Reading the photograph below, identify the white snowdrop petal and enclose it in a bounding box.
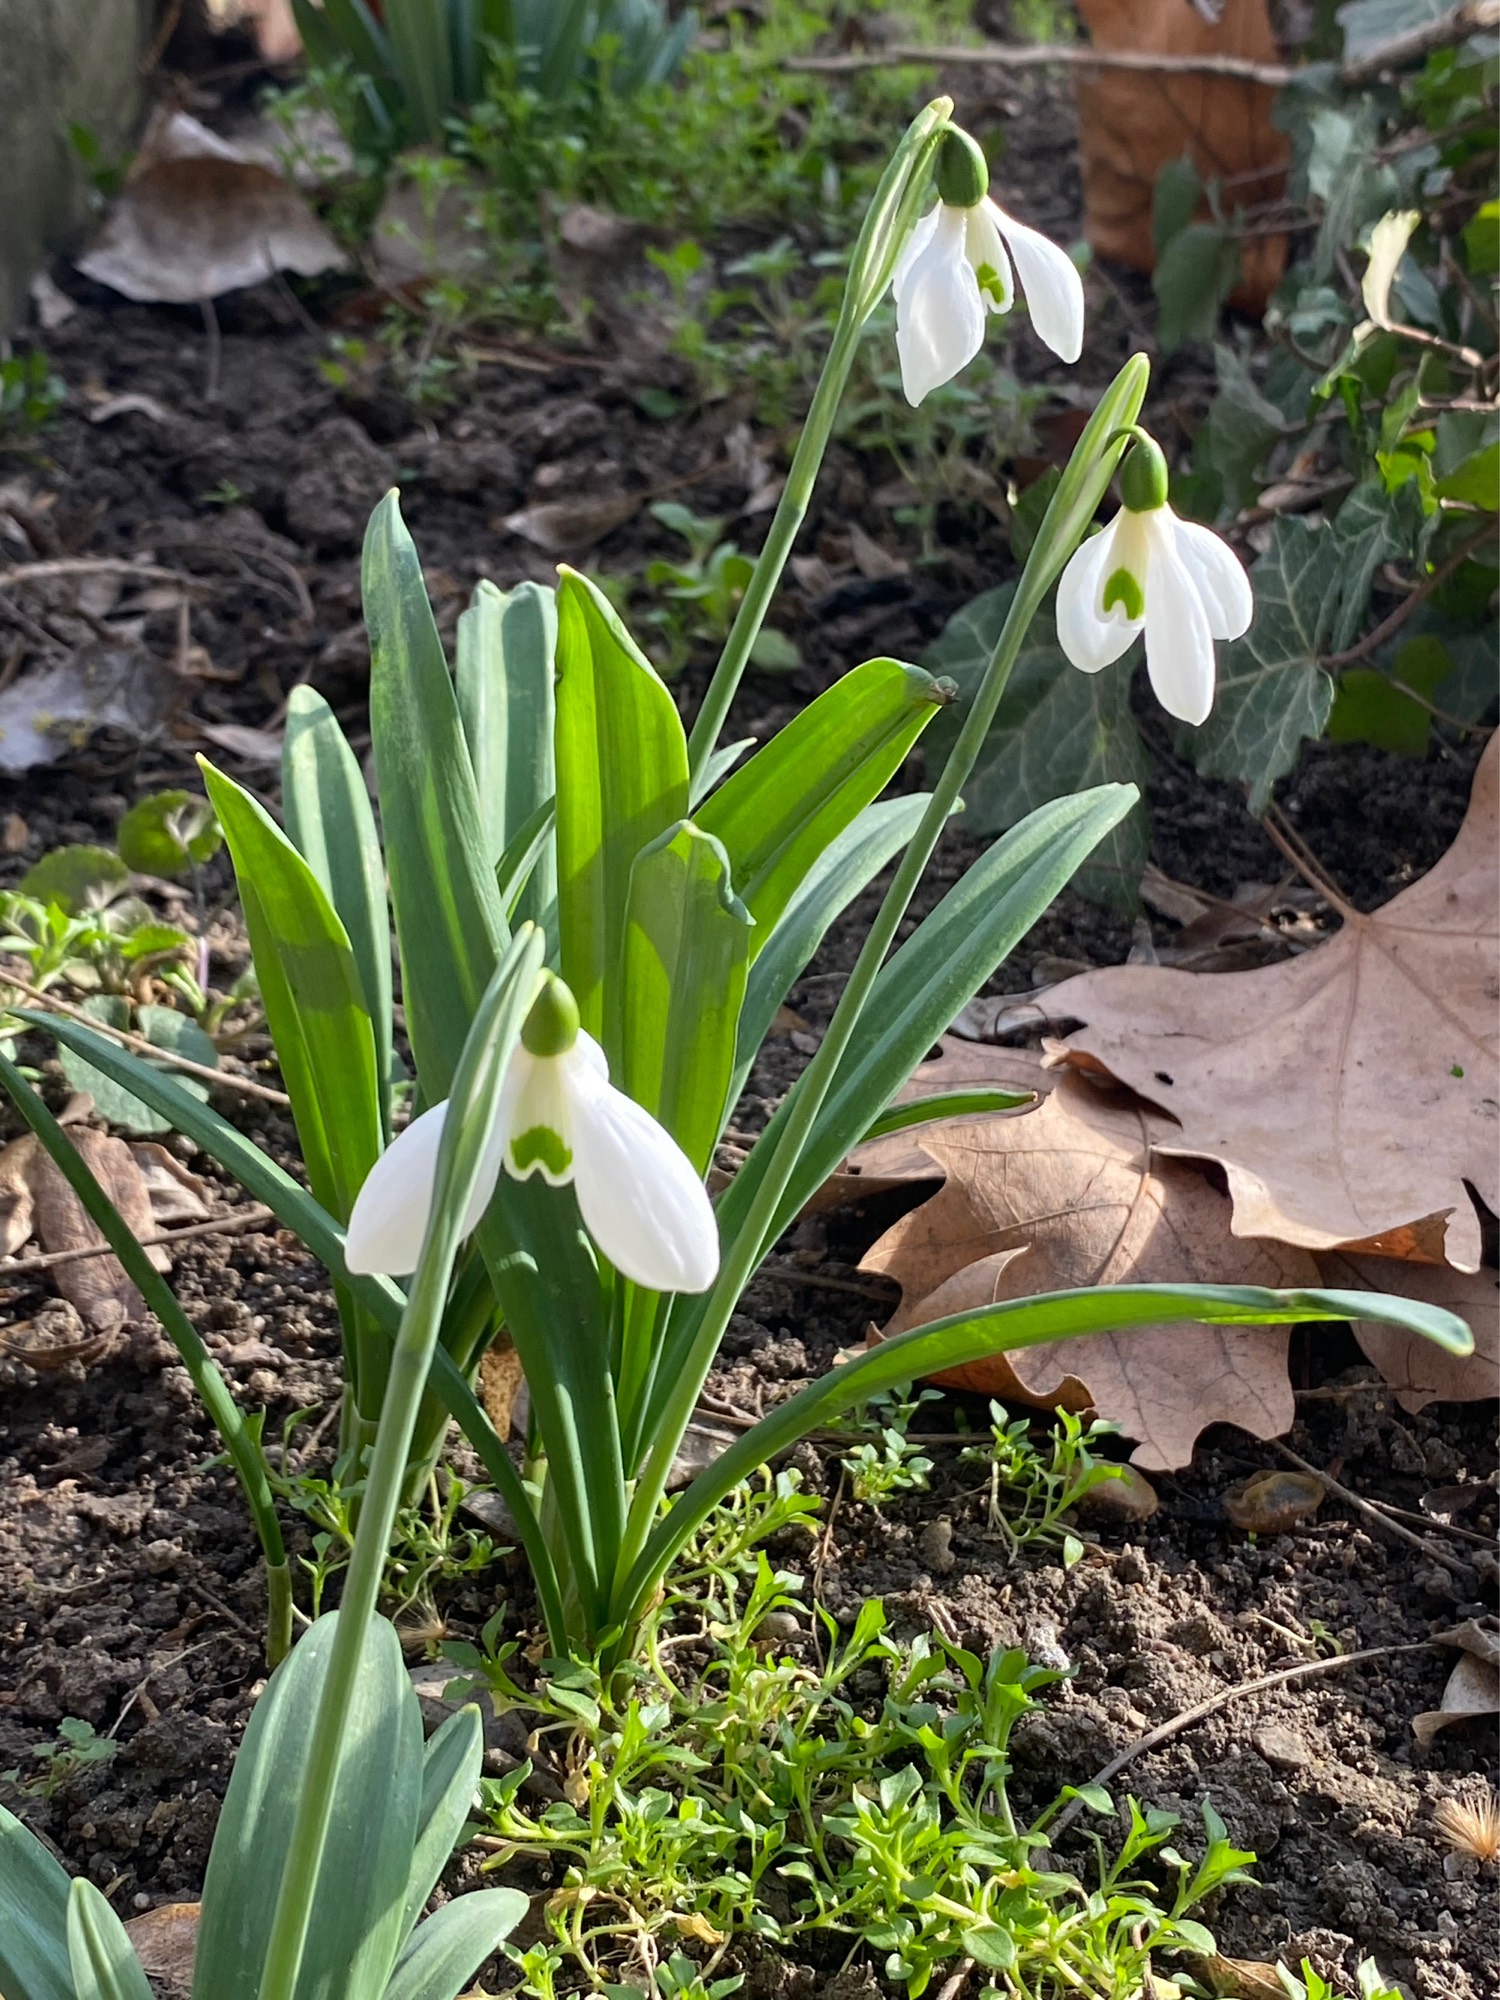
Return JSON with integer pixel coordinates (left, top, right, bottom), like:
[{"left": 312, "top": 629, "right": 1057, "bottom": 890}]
[
  {"left": 344, "top": 1100, "right": 504, "bottom": 1277},
  {"left": 568, "top": 1071, "right": 720, "bottom": 1294},
  {"left": 963, "top": 201, "right": 1013, "bottom": 314},
  {"left": 1170, "top": 515, "right": 1254, "bottom": 641},
  {"left": 987, "top": 201, "right": 1084, "bottom": 364},
  {"left": 894, "top": 207, "right": 986, "bottom": 405},
  {"left": 1055, "top": 519, "right": 1138, "bottom": 673},
  {"left": 892, "top": 203, "right": 941, "bottom": 298},
  {"left": 1144, "top": 536, "right": 1217, "bottom": 725},
  {"left": 500, "top": 1047, "right": 576, "bottom": 1186}
]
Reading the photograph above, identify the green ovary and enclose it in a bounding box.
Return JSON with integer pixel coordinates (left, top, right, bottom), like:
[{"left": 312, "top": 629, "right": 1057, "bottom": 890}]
[
  {"left": 510, "top": 1125, "right": 572, "bottom": 1178},
  {"left": 1102, "top": 567, "right": 1144, "bottom": 621}
]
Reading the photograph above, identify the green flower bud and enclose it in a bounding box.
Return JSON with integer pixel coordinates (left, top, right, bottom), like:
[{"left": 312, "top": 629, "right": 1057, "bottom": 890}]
[
  {"left": 1119, "top": 436, "right": 1170, "bottom": 514},
  {"left": 936, "top": 128, "right": 988, "bottom": 211},
  {"left": 521, "top": 972, "right": 580, "bottom": 1058}
]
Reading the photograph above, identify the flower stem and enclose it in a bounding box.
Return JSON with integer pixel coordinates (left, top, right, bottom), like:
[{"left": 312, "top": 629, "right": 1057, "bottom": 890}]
[
  {"left": 685, "top": 97, "right": 953, "bottom": 785},
  {"left": 614, "top": 354, "right": 1151, "bottom": 1633}
]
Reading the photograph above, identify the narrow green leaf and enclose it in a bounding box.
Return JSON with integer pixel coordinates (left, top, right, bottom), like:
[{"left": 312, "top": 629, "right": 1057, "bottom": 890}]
[
  {"left": 628, "top": 1283, "right": 1471, "bottom": 1605},
  {"left": 621, "top": 820, "right": 753, "bottom": 1173},
  {"left": 401, "top": 1706, "right": 484, "bottom": 1942},
  {"left": 495, "top": 798, "right": 557, "bottom": 923},
  {"left": 192, "top": 1613, "right": 421, "bottom": 2000},
  {"left": 731, "top": 794, "right": 932, "bottom": 1109},
  {"left": 283, "top": 686, "right": 395, "bottom": 1139},
  {"left": 456, "top": 580, "right": 558, "bottom": 924},
  {"left": 365, "top": 489, "right": 506, "bottom": 1099},
  {"left": 201, "top": 759, "right": 382, "bottom": 1224},
  {"left": 553, "top": 567, "right": 689, "bottom": 1055},
  {"left": 0, "top": 1798, "right": 73, "bottom": 2000},
  {"left": 696, "top": 657, "right": 946, "bottom": 951},
  {"left": 717, "top": 784, "right": 1137, "bottom": 1263},
  {"left": 689, "top": 735, "right": 755, "bottom": 808},
  {"left": 384, "top": 0, "right": 454, "bottom": 141},
  {"left": 860, "top": 1088, "right": 1034, "bottom": 1142},
  {"left": 385, "top": 1891, "right": 530, "bottom": 2000},
  {"left": 67, "top": 1881, "right": 155, "bottom": 2000}
]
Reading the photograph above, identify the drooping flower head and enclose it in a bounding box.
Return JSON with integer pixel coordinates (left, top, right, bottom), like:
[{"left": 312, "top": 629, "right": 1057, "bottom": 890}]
[
  {"left": 345, "top": 973, "right": 719, "bottom": 1293},
  {"left": 1054, "top": 434, "right": 1253, "bottom": 726},
  {"left": 893, "top": 126, "right": 1085, "bottom": 406}
]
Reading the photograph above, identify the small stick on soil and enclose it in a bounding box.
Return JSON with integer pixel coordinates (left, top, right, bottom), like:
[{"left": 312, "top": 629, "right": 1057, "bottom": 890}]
[
  {"left": 1321, "top": 519, "right": 1498, "bottom": 673},
  {"left": 1257, "top": 809, "right": 1358, "bottom": 922},
  {"left": 0, "top": 1204, "right": 276, "bottom": 1276},
  {"left": 1358, "top": 1495, "right": 1497, "bottom": 1552},
  {"left": 0, "top": 558, "right": 212, "bottom": 596},
  {"left": 753, "top": 1260, "right": 899, "bottom": 1301},
  {"left": 1270, "top": 1439, "right": 1477, "bottom": 1583},
  {"left": 2, "top": 974, "right": 292, "bottom": 1105},
  {"left": 931, "top": 1958, "right": 974, "bottom": 2000},
  {"left": 1051, "top": 1638, "right": 1435, "bottom": 1837}
]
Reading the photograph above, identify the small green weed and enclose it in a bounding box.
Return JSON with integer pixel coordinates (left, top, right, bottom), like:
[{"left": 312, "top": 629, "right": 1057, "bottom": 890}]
[
  {"left": 1, "top": 1718, "right": 117, "bottom": 1798},
  {"left": 960, "top": 1401, "right": 1128, "bottom": 1567},
  {"left": 840, "top": 1384, "right": 943, "bottom": 1505},
  {"left": 635, "top": 501, "right": 798, "bottom": 677},
  {"left": 1278, "top": 1958, "right": 1404, "bottom": 2000},
  {"left": 0, "top": 351, "right": 65, "bottom": 440}
]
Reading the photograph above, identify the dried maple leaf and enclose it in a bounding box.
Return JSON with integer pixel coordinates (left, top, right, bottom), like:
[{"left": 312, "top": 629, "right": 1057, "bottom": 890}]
[
  {"left": 1048, "top": 735, "right": 1499, "bottom": 1273},
  {"left": 860, "top": 1071, "right": 1318, "bottom": 1469}
]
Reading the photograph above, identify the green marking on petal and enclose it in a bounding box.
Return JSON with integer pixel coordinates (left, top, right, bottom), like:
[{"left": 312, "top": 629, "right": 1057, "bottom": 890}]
[
  {"left": 1102, "top": 568, "right": 1145, "bottom": 621},
  {"left": 974, "top": 261, "right": 1009, "bottom": 307},
  {"left": 510, "top": 1125, "right": 572, "bottom": 1178}
]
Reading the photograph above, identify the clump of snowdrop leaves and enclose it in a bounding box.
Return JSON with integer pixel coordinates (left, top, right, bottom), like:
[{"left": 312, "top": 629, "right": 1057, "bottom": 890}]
[
  {"left": 892, "top": 126, "right": 1085, "bottom": 404},
  {"left": 1055, "top": 434, "right": 1253, "bottom": 725},
  {"left": 346, "top": 972, "right": 719, "bottom": 1293}
]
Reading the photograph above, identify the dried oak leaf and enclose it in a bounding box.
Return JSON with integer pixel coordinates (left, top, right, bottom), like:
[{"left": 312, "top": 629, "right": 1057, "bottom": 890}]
[
  {"left": 1314, "top": 1251, "right": 1499, "bottom": 1411},
  {"left": 76, "top": 110, "right": 344, "bottom": 305},
  {"left": 1048, "top": 734, "right": 1499, "bottom": 1274},
  {"left": 1073, "top": 0, "right": 1289, "bottom": 309},
  {"left": 1414, "top": 1617, "right": 1500, "bottom": 1748},
  {"left": 860, "top": 1070, "right": 1317, "bottom": 1470},
  {"left": 124, "top": 1901, "right": 199, "bottom": 2000}
]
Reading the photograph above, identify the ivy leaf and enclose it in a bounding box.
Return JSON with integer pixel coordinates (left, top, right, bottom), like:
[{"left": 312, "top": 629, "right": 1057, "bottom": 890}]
[
  {"left": 1184, "top": 516, "right": 1338, "bottom": 809},
  {"left": 56, "top": 998, "right": 217, "bottom": 1134},
  {"left": 1336, "top": 0, "right": 1456, "bottom": 63},
  {"left": 1205, "top": 346, "right": 1289, "bottom": 516},
  {"left": 1154, "top": 222, "right": 1238, "bottom": 353},
  {"left": 19, "top": 846, "right": 128, "bottom": 915},
  {"left": 1327, "top": 478, "right": 1427, "bottom": 652},
  {"left": 117, "top": 790, "right": 222, "bottom": 879},
  {"left": 924, "top": 583, "right": 1150, "bottom": 910}
]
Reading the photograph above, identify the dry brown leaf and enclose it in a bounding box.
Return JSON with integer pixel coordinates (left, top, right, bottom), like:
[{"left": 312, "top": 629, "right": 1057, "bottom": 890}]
[
  {"left": 76, "top": 110, "right": 344, "bottom": 305},
  {"left": 1048, "top": 735, "right": 1499, "bottom": 1274},
  {"left": 502, "top": 493, "right": 643, "bottom": 553},
  {"left": 479, "top": 1335, "right": 526, "bottom": 1441},
  {"left": 860, "top": 1071, "right": 1317, "bottom": 1469},
  {"left": 124, "top": 1900, "right": 199, "bottom": 1999},
  {"left": 1074, "top": 0, "right": 1289, "bottom": 308},
  {"left": 1313, "top": 1251, "right": 1499, "bottom": 1411},
  {"left": 1415, "top": 1618, "right": 1500, "bottom": 1747}
]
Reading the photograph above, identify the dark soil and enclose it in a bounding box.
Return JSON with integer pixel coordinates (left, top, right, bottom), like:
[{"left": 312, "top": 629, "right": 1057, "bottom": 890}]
[{"left": 0, "top": 56, "right": 1495, "bottom": 2000}]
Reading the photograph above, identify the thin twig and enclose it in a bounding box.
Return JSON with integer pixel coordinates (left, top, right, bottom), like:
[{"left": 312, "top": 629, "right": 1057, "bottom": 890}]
[
  {"left": 2, "top": 973, "right": 292, "bottom": 1106},
  {"left": 1257, "top": 811, "right": 1358, "bottom": 923},
  {"left": 0, "top": 1204, "right": 276, "bottom": 1277},
  {"left": 1051, "top": 1639, "right": 1435, "bottom": 1837},
  {"left": 1362, "top": 1493, "right": 1498, "bottom": 1552},
  {"left": 1270, "top": 1439, "right": 1476, "bottom": 1581},
  {"left": 0, "top": 558, "right": 210, "bottom": 597},
  {"left": 753, "top": 1260, "right": 899, "bottom": 1301},
  {"left": 1322, "top": 519, "right": 1498, "bottom": 670}
]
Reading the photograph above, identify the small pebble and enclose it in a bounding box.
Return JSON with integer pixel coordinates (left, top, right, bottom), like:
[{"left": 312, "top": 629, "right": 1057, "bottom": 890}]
[
  {"left": 1072, "top": 1466, "right": 1159, "bottom": 1526},
  {"left": 754, "top": 1610, "right": 802, "bottom": 1643},
  {"left": 1224, "top": 1469, "right": 1324, "bottom": 1534},
  {"left": 1254, "top": 1723, "right": 1313, "bottom": 1771},
  {"left": 916, "top": 1516, "right": 956, "bottom": 1574}
]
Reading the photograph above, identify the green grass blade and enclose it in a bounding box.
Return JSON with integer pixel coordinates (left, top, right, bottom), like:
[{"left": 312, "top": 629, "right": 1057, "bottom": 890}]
[
  {"left": 365, "top": 490, "right": 507, "bottom": 1098},
  {"left": 282, "top": 686, "right": 395, "bottom": 1140},
  {"left": 622, "top": 1283, "right": 1474, "bottom": 1615},
  {"left": 553, "top": 567, "right": 688, "bottom": 1057},
  {"left": 696, "top": 657, "right": 947, "bottom": 953},
  {"left": 383, "top": 0, "right": 454, "bottom": 141},
  {"left": 860, "top": 1088, "right": 1035, "bottom": 1141},
  {"left": 495, "top": 798, "right": 557, "bottom": 924},
  {"left": 67, "top": 1882, "right": 154, "bottom": 2000}
]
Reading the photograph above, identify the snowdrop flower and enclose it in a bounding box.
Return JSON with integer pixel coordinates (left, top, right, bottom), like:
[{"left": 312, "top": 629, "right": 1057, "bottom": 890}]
[
  {"left": 1055, "top": 436, "right": 1252, "bottom": 727},
  {"left": 892, "top": 127, "right": 1084, "bottom": 405},
  {"left": 345, "top": 974, "right": 719, "bottom": 1293}
]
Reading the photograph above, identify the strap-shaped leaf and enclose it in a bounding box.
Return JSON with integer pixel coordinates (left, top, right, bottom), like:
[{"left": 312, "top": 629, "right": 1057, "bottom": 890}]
[
  {"left": 282, "top": 686, "right": 395, "bottom": 1140},
  {"left": 456, "top": 580, "right": 557, "bottom": 918},
  {"left": 553, "top": 567, "right": 688, "bottom": 1055},
  {"left": 624, "top": 1283, "right": 1472, "bottom": 1606},
  {"left": 621, "top": 820, "right": 752, "bottom": 1174},
  {"left": 860, "top": 1089, "right": 1034, "bottom": 1141},
  {"left": 385, "top": 1890, "right": 529, "bottom": 2000},
  {"left": 201, "top": 759, "right": 382, "bottom": 1223},
  {"left": 715, "top": 784, "right": 1136, "bottom": 1274},
  {"left": 0, "top": 1798, "right": 73, "bottom": 2000},
  {"left": 192, "top": 1613, "right": 421, "bottom": 2000},
  {"left": 731, "top": 793, "right": 933, "bottom": 1110},
  {"left": 67, "top": 1882, "right": 154, "bottom": 2000},
  {"left": 400, "top": 1706, "right": 483, "bottom": 1943},
  {"left": 383, "top": 0, "right": 453, "bottom": 141},
  {"left": 696, "top": 656, "right": 947, "bottom": 952},
  {"left": 365, "top": 490, "right": 506, "bottom": 1098}
]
